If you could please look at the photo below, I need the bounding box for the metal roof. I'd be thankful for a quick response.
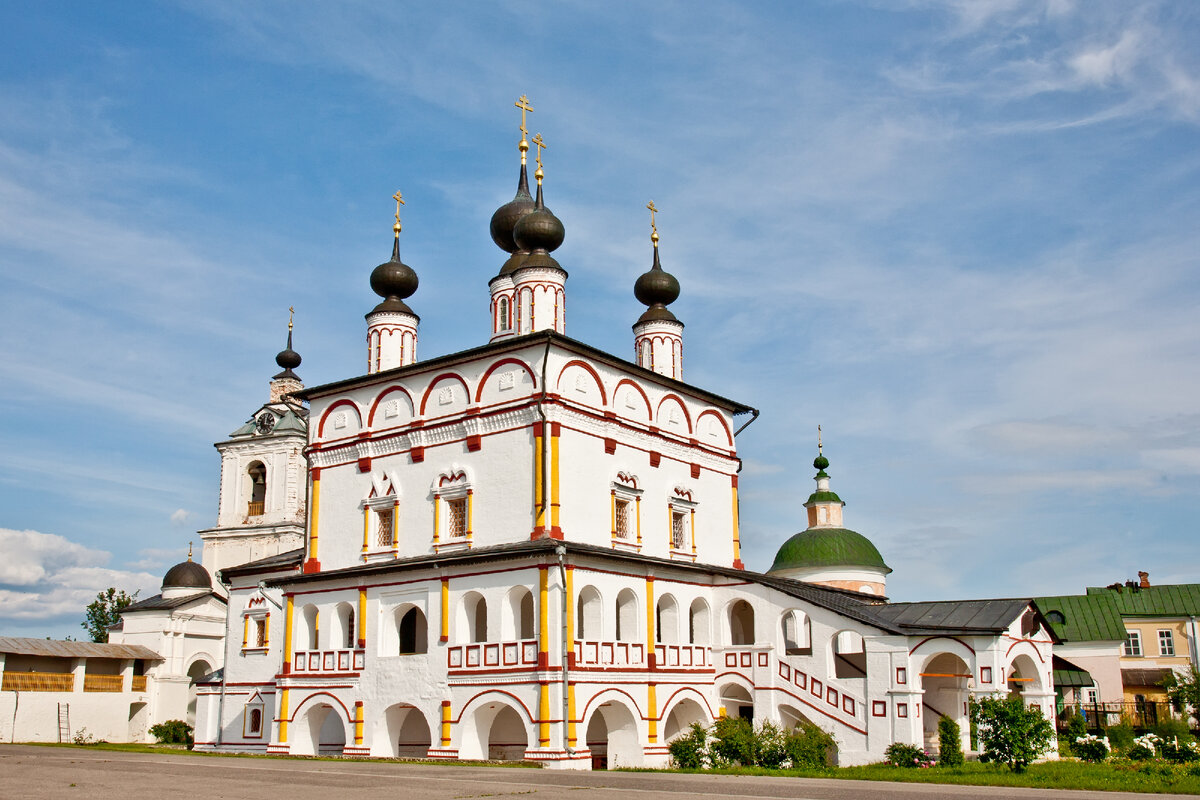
[1086,584,1200,617]
[1122,667,1175,687]
[870,598,1036,634]
[122,591,223,613]
[1034,592,1126,642]
[0,637,161,660]
[1052,655,1095,688]
[218,547,306,581]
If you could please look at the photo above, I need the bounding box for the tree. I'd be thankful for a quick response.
[1162,668,1200,728]
[969,695,1054,773]
[937,715,964,766]
[82,588,137,643]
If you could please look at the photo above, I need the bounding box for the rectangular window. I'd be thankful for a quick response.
[1159,629,1175,656]
[614,498,630,539]
[1084,686,1099,705]
[376,507,394,548]
[1124,630,1142,657]
[447,498,467,538]
[255,619,267,648]
[671,511,687,550]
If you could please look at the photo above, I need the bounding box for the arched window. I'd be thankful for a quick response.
[397,606,427,655]
[689,599,710,645]
[615,589,638,642]
[247,461,266,516]
[782,610,811,655]
[503,587,535,640]
[334,602,355,649]
[577,586,602,640]
[460,592,487,644]
[656,594,679,644]
[729,599,755,646]
[832,630,866,679]
[497,296,511,331]
[298,604,319,651]
[248,708,262,733]
[519,592,535,640]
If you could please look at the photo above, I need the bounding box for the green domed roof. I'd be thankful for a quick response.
[769,528,891,575]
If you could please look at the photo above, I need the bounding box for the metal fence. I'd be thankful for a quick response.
[1058,701,1184,732]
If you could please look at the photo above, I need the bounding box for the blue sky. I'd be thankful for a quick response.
[1,1,1198,638]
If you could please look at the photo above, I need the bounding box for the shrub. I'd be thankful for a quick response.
[969,695,1054,773]
[668,722,708,769]
[1160,737,1200,763]
[1153,717,1192,743]
[937,717,964,766]
[1129,732,1161,761]
[1073,733,1110,763]
[1061,709,1088,754]
[754,721,789,769]
[1107,717,1135,751]
[709,716,756,766]
[885,742,933,768]
[785,721,836,769]
[72,728,95,745]
[149,719,194,745]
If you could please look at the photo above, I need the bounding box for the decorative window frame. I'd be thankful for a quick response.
[433,467,473,553]
[667,486,697,561]
[243,693,265,738]
[610,471,643,551]
[241,597,270,653]
[361,471,400,561]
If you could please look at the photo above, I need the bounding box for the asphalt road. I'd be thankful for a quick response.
[0,745,1189,800]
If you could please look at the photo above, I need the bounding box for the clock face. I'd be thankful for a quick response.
[255,413,276,434]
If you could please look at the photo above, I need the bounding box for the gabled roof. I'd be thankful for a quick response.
[870,598,1049,637]
[122,591,224,613]
[0,636,162,660]
[1034,592,1126,642]
[1085,583,1200,617]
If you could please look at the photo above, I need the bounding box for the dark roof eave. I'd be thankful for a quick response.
[292,330,755,416]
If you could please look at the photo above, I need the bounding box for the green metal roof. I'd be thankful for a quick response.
[1052,655,1095,688]
[805,490,842,505]
[1033,593,1125,642]
[768,527,891,574]
[1085,583,1200,617]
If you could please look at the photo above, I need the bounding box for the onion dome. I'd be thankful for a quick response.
[490,162,536,255]
[272,320,302,380]
[163,546,211,591]
[369,227,419,316]
[513,182,565,272]
[634,234,681,325]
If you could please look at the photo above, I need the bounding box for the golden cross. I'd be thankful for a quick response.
[188,541,193,561]
[532,133,546,181]
[818,424,823,454]
[515,94,534,137]
[392,190,404,232]
[647,200,659,244]
[288,306,294,331]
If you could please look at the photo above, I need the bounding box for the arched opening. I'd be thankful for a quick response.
[782,610,812,655]
[396,606,428,655]
[1007,653,1043,699]
[656,594,679,644]
[689,598,710,645]
[333,602,356,649]
[832,630,866,679]
[379,704,432,758]
[294,701,347,757]
[503,587,535,640]
[298,604,319,650]
[128,702,149,742]
[246,461,266,516]
[185,659,212,728]
[585,699,642,769]
[459,592,488,644]
[718,682,754,722]
[920,652,972,755]
[488,705,529,761]
[577,586,602,640]
[615,589,638,642]
[728,599,755,646]
[663,696,709,741]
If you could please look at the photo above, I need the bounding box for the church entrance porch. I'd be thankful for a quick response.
[918,652,972,756]
[583,697,641,770]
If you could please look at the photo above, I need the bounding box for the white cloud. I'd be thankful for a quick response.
[170,509,194,525]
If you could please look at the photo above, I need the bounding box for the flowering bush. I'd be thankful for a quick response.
[1073,734,1110,763]
[884,742,935,768]
[1159,737,1200,763]
[1129,732,1161,761]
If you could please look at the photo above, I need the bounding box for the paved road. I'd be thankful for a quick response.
[0,745,1189,800]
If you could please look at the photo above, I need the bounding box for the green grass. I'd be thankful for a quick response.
[12,742,538,767]
[637,760,1200,794]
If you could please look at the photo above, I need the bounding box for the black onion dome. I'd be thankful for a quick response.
[490,163,536,254]
[273,328,302,379]
[497,251,528,277]
[163,560,211,590]
[513,184,565,254]
[369,235,419,315]
[634,247,680,307]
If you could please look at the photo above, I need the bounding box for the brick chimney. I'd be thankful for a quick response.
[1139,570,1151,588]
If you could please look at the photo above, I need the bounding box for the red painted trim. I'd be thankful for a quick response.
[656,394,693,433]
[612,379,652,420]
[910,635,976,656]
[695,409,734,447]
[317,399,363,437]
[419,372,473,415]
[1004,639,1047,663]
[555,359,608,405]
[658,686,717,722]
[366,385,417,427]
[578,687,647,724]
[474,357,538,402]
[453,689,536,726]
[288,690,352,724]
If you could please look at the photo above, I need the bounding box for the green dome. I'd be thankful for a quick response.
[769,528,891,575]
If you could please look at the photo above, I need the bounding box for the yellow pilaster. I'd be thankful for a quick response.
[731,478,741,564]
[441,701,452,747]
[550,425,561,531]
[610,491,616,537]
[357,588,367,647]
[566,565,576,746]
[354,702,364,745]
[392,502,399,549]
[309,474,321,560]
[690,508,697,555]
[242,616,249,648]
[264,612,270,646]
[362,506,369,555]
[538,567,549,659]
[466,490,474,540]
[278,688,290,743]
[440,577,450,643]
[647,683,658,743]
[538,682,551,746]
[645,576,656,655]
[433,493,440,544]
[534,424,545,528]
[666,506,672,549]
[636,496,642,545]
[567,682,577,748]
[283,595,294,671]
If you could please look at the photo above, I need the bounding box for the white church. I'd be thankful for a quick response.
[120,101,1059,768]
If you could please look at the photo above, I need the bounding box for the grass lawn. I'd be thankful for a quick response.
[15,742,537,767]
[644,760,1200,794]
